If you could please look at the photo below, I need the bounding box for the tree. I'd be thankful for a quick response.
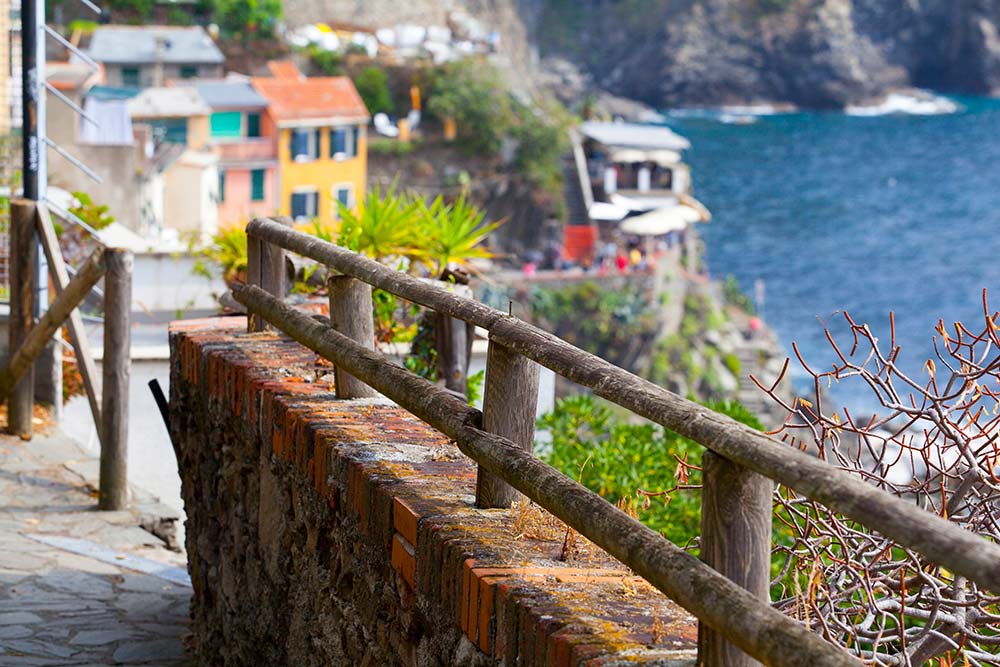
[759,290,1000,665]
[354,67,392,116]
[216,0,281,42]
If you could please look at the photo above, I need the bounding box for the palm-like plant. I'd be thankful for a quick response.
[418,194,503,276]
[335,183,424,265]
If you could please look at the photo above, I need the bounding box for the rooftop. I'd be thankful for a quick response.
[127,87,210,118]
[251,61,369,125]
[580,121,691,152]
[188,80,268,110]
[87,25,225,65]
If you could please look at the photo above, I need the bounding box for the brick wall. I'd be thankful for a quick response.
[169,316,698,667]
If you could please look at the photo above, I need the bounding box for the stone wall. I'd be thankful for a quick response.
[170,316,698,667]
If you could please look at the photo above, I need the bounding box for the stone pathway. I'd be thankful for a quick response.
[0,430,192,666]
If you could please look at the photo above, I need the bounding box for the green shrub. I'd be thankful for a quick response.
[306,45,343,75]
[368,138,417,156]
[723,274,756,314]
[539,395,763,548]
[426,60,513,156]
[354,67,393,116]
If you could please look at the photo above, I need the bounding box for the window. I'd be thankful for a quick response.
[251,169,266,202]
[246,113,261,138]
[149,118,188,145]
[121,67,140,87]
[329,127,357,160]
[210,112,242,139]
[290,128,321,162]
[290,190,318,220]
[180,66,198,79]
[333,184,354,213]
[218,170,225,203]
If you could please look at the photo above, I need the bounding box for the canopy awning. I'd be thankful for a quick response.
[589,201,629,222]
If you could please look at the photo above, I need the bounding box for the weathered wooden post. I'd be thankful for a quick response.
[698,451,773,667]
[328,274,378,399]
[476,338,540,508]
[246,227,263,333]
[9,200,37,438]
[99,248,132,511]
[246,217,288,333]
[435,313,469,394]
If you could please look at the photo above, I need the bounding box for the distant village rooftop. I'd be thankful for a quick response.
[127,87,210,118]
[580,120,691,152]
[86,25,225,65]
[190,80,268,110]
[251,61,369,126]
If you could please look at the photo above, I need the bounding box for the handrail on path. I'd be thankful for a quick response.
[234,216,1000,667]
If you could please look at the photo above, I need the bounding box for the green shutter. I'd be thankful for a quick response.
[251,169,265,201]
[210,112,243,139]
[246,113,261,138]
[218,170,225,203]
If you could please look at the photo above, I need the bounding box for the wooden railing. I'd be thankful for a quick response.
[234,216,1000,667]
[4,199,132,510]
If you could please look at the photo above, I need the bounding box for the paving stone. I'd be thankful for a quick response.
[112,638,186,663]
[0,612,43,625]
[70,628,142,646]
[0,625,33,639]
[0,638,78,658]
[41,571,115,599]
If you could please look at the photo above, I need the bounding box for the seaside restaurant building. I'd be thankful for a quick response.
[579,121,692,215]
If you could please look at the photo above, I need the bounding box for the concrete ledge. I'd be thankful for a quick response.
[169,315,697,666]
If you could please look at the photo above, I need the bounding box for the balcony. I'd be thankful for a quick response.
[214,138,276,165]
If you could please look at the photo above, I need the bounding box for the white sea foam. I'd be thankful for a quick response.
[846,91,961,116]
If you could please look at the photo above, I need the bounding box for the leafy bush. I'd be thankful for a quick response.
[529,281,659,370]
[304,45,343,75]
[69,191,114,232]
[368,138,418,156]
[216,0,281,41]
[354,67,393,116]
[426,60,513,156]
[722,274,755,314]
[539,394,763,548]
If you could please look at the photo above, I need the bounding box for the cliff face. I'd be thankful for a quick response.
[530,0,1000,108]
[285,0,1000,108]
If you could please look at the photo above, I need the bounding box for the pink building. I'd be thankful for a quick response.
[191,80,279,226]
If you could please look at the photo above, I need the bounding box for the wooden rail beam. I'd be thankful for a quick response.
[229,282,860,667]
[99,248,132,511]
[9,200,37,438]
[0,247,107,404]
[242,217,1000,595]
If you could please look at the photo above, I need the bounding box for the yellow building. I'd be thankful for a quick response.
[253,62,369,221]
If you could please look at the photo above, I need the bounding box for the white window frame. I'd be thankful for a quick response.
[332,183,355,214]
[291,187,319,221]
[291,128,320,163]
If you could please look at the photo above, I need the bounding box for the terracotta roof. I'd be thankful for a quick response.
[251,72,369,123]
[267,60,302,80]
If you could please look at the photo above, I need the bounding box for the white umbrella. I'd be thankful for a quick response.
[620,205,698,236]
[589,201,629,221]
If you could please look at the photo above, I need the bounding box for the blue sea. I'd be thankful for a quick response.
[663,96,1000,413]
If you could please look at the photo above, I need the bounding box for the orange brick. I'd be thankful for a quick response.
[461,558,476,632]
[393,497,419,545]
[468,564,480,643]
[391,534,416,589]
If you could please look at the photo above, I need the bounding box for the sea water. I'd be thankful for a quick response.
[663,96,1000,413]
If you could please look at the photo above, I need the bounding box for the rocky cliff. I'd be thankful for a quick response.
[287,0,1000,109]
[532,0,1000,109]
